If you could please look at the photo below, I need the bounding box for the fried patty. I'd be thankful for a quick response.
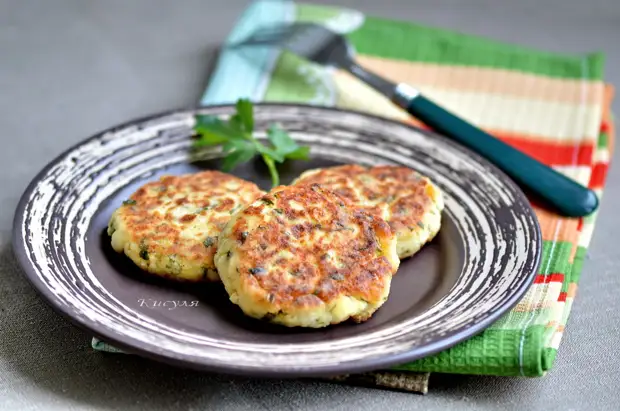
[293,165,444,259]
[214,184,400,328]
[107,170,265,282]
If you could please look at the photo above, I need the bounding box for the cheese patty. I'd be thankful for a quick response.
[293,165,444,259]
[107,170,264,282]
[214,184,400,328]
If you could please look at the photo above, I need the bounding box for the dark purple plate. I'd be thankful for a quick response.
[13,103,541,377]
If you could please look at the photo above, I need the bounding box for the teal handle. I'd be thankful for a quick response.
[405,93,598,217]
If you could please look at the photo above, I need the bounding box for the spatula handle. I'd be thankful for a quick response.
[393,84,598,217]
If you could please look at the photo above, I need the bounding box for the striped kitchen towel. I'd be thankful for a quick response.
[94,0,615,387]
[200,0,615,377]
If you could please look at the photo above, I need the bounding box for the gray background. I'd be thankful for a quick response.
[1,0,619,410]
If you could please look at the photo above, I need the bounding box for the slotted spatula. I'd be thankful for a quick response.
[231,22,598,217]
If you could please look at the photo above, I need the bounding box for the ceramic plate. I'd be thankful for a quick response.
[13,103,541,377]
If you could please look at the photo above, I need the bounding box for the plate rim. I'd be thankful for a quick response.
[12,102,543,377]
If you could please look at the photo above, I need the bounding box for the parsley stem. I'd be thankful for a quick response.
[261,154,279,187]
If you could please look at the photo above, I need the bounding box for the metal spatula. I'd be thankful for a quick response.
[231,22,598,217]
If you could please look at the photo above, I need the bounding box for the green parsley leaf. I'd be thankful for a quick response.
[284,146,310,160]
[266,124,310,162]
[235,99,254,133]
[255,143,284,163]
[267,124,298,154]
[221,141,238,153]
[192,129,228,146]
[222,139,254,154]
[221,148,256,172]
[228,114,243,133]
[194,116,245,146]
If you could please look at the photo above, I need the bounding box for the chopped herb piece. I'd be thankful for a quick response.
[166,255,181,274]
[329,273,345,281]
[203,237,215,247]
[198,202,217,213]
[122,199,136,206]
[249,267,265,275]
[334,221,351,232]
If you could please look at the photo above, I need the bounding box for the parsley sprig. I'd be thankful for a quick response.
[193,99,310,187]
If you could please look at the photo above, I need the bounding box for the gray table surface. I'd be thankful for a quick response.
[2,0,619,410]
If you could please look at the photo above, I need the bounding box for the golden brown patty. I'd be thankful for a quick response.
[214,184,400,328]
[292,165,444,259]
[107,170,265,282]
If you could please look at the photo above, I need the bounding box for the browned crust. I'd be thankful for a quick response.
[294,165,438,235]
[225,184,397,312]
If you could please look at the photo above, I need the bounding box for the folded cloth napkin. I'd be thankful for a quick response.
[93,0,615,391]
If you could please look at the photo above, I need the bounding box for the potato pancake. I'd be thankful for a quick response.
[293,165,444,259]
[215,184,399,328]
[107,170,264,282]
